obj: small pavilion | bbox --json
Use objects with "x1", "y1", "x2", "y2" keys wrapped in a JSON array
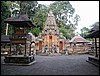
[
  {"x1": 84, "y1": 24, "x2": 99, "y2": 57},
  {"x1": 84, "y1": 23, "x2": 99, "y2": 66},
  {"x1": 69, "y1": 35, "x2": 91, "y2": 54},
  {"x1": 4, "y1": 14, "x2": 36, "y2": 65}
]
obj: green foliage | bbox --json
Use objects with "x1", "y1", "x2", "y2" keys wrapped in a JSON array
[
  {"x1": 8, "y1": 24, "x2": 14, "y2": 35},
  {"x1": 32, "y1": 4, "x2": 48, "y2": 33},
  {"x1": 1, "y1": 1, "x2": 11, "y2": 35},
  {"x1": 80, "y1": 27, "x2": 90, "y2": 37},
  {"x1": 1, "y1": 1, "x2": 39, "y2": 35},
  {"x1": 1, "y1": 1, "x2": 80, "y2": 39},
  {"x1": 18, "y1": 1, "x2": 38, "y2": 18},
  {"x1": 26, "y1": 27, "x2": 40, "y2": 36},
  {"x1": 49, "y1": 1, "x2": 80, "y2": 39},
  {"x1": 32, "y1": 28, "x2": 41, "y2": 36},
  {"x1": 17, "y1": 1, "x2": 43, "y2": 36}
]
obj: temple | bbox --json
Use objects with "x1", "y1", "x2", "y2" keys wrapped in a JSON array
[
  {"x1": 4, "y1": 14, "x2": 36, "y2": 65},
  {"x1": 35, "y1": 10, "x2": 67, "y2": 55}
]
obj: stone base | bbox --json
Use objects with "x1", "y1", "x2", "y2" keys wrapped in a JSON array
[
  {"x1": 38, "y1": 53, "x2": 61, "y2": 56},
  {"x1": 50, "y1": 53, "x2": 61, "y2": 56},
  {"x1": 86, "y1": 56, "x2": 99, "y2": 67},
  {"x1": 4, "y1": 55, "x2": 36, "y2": 65},
  {"x1": 3, "y1": 60, "x2": 36, "y2": 66}
]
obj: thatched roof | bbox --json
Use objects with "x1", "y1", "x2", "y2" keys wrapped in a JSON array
[
  {"x1": 84, "y1": 22, "x2": 99, "y2": 38},
  {"x1": 84, "y1": 30, "x2": 99, "y2": 38},
  {"x1": 4, "y1": 14, "x2": 36, "y2": 27},
  {"x1": 70, "y1": 35, "x2": 91, "y2": 43}
]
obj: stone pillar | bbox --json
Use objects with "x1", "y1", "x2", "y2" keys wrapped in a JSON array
[
  {"x1": 16, "y1": 44, "x2": 18, "y2": 55},
  {"x1": 52, "y1": 42, "x2": 55, "y2": 54},
  {"x1": 34, "y1": 49, "x2": 36, "y2": 55},
  {"x1": 29, "y1": 43, "x2": 31, "y2": 56},
  {"x1": 65, "y1": 50, "x2": 68, "y2": 55},
  {"x1": 24, "y1": 41, "x2": 27, "y2": 56},
  {"x1": 9, "y1": 42, "x2": 12, "y2": 56},
  {"x1": 31, "y1": 42, "x2": 36, "y2": 55},
  {"x1": 57, "y1": 46, "x2": 59, "y2": 53},
  {"x1": 94, "y1": 38, "x2": 98, "y2": 57},
  {"x1": 42, "y1": 47, "x2": 44, "y2": 53}
]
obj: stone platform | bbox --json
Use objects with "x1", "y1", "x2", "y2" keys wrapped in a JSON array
[
  {"x1": 4, "y1": 55, "x2": 36, "y2": 65},
  {"x1": 86, "y1": 56, "x2": 99, "y2": 67},
  {"x1": 38, "y1": 53, "x2": 61, "y2": 56},
  {"x1": 1, "y1": 55, "x2": 99, "y2": 75}
]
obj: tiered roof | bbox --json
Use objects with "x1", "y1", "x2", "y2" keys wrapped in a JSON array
[{"x1": 4, "y1": 14, "x2": 36, "y2": 27}]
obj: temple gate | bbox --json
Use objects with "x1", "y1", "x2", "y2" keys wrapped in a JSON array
[{"x1": 35, "y1": 10, "x2": 67, "y2": 55}]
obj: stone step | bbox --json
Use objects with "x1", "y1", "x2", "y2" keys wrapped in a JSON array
[
  {"x1": 38, "y1": 53, "x2": 62, "y2": 56},
  {"x1": 86, "y1": 56, "x2": 99, "y2": 67}
]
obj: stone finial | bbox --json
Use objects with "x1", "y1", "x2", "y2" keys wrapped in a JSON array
[
  {"x1": 48, "y1": 10, "x2": 54, "y2": 17},
  {"x1": 46, "y1": 10, "x2": 56, "y2": 26}
]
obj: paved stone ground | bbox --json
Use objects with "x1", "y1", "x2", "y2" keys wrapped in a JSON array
[{"x1": 1, "y1": 54, "x2": 99, "y2": 75}]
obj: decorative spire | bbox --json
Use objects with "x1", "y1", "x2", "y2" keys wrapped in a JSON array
[
  {"x1": 48, "y1": 10, "x2": 54, "y2": 17},
  {"x1": 46, "y1": 10, "x2": 56, "y2": 26}
]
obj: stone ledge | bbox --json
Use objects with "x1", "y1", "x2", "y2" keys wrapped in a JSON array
[
  {"x1": 86, "y1": 60, "x2": 99, "y2": 67},
  {"x1": 2, "y1": 60, "x2": 36, "y2": 66},
  {"x1": 86, "y1": 56, "x2": 99, "y2": 67},
  {"x1": 4, "y1": 55, "x2": 35, "y2": 64}
]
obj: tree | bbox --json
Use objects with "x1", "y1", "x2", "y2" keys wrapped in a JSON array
[
  {"x1": 49, "y1": 1, "x2": 80, "y2": 39},
  {"x1": 31, "y1": 1, "x2": 80, "y2": 38},
  {"x1": 80, "y1": 27, "x2": 90, "y2": 37},
  {"x1": 17, "y1": 1, "x2": 41, "y2": 36},
  {"x1": 17, "y1": 1, "x2": 38, "y2": 19},
  {"x1": 1, "y1": 1, "x2": 81, "y2": 39},
  {"x1": 9, "y1": 2, "x2": 20, "y2": 17},
  {"x1": 1, "y1": 1, "x2": 39, "y2": 35},
  {"x1": 90, "y1": 22, "x2": 99, "y2": 29},
  {"x1": 80, "y1": 22, "x2": 99, "y2": 37},
  {"x1": 1, "y1": 1, "x2": 11, "y2": 35},
  {"x1": 32, "y1": 4, "x2": 49, "y2": 36}
]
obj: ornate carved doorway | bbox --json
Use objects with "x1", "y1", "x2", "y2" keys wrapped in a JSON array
[
  {"x1": 59, "y1": 41, "x2": 63, "y2": 50},
  {"x1": 39, "y1": 41, "x2": 42, "y2": 50},
  {"x1": 49, "y1": 35, "x2": 52, "y2": 46}
]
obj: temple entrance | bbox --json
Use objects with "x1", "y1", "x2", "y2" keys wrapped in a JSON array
[
  {"x1": 49, "y1": 36, "x2": 52, "y2": 46},
  {"x1": 49, "y1": 35, "x2": 52, "y2": 53},
  {"x1": 35, "y1": 10, "x2": 66, "y2": 55},
  {"x1": 39, "y1": 41, "x2": 42, "y2": 50},
  {"x1": 59, "y1": 41, "x2": 63, "y2": 50}
]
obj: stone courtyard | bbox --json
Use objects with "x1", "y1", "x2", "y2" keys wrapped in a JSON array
[
  {"x1": 1, "y1": 54, "x2": 99, "y2": 75},
  {"x1": 1, "y1": 1, "x2": 99, "y2": 75}
]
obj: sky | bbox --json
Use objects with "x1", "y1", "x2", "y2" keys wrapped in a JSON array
[{"x1": 38, "y1": 1, "x2": 99, "y2": 34}]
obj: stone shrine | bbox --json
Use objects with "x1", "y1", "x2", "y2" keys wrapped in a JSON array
[
  {"x1": 35, "y1": 10, "x2": 67, "y2": 55},
  {"x1": 4, "y1": 14, "x2": 36, "y2": 65}
]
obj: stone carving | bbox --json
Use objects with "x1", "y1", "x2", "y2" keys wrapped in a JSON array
[{"x1": 35, "y1": 10, "x2": 67, "y2": 55}]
